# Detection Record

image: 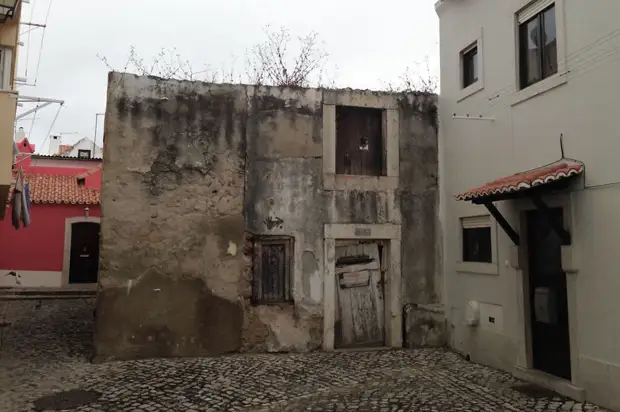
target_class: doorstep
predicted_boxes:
[513,365,585,402]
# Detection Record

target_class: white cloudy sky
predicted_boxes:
[15,0,439,154]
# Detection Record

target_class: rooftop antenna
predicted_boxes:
[560,133,565,158]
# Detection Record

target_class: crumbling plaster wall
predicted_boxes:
[96,72,441,360]
[95,73,248,360]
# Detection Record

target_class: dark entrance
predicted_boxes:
[526,207,571,380]
[69,222,100,284]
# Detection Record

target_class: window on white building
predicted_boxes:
[518,2,557,89]
[78,149,92,159]
[461,43,479,89]
[0,47,13,90]
[461,215,492,263]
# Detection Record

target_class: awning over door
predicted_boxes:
[456,160,584,203]
[454,159,584,246]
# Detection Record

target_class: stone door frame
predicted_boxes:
[323,223,402,350]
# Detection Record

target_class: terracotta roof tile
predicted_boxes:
[8,173,100,205]
[456,160,584,201]
[76,164,103,180]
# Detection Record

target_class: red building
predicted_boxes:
[0,138,102,288]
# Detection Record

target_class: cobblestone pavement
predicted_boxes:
[0,299,609,412]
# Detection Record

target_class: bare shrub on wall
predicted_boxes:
[245,25,330,87]
[384,56,439,94]
[98,25,331,88]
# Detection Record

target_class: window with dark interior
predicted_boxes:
[462,216,492,263]
[461,44,479,88]
[251,236,294,305]
[519,4,557,89]
[77,149,91,159]
[335,106,384,176]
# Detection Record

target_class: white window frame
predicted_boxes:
[511,0,567,106]
[457,27,485,102]
[0,47,13,90]
[457,214,499,275]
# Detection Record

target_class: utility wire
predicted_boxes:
[33,0,53,86]
[24,0,36,79]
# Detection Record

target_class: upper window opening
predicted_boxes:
[78,149,92,159]
[519,4,557,89]
[462,215,492,263]
[336,106,384,176]
[461,44,479,88]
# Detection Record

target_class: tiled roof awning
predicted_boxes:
[456,160,584,203]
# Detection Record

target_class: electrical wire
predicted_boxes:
[24,0,36,79]
[27,102,40,138]
[14,103,64,165]
[33,0,53,86]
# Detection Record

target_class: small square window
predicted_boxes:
[519,4,557,89]
[461,44,479,88]
[461,216,492,263]
[77,149,91,159]
[251,236,294,305]
[335,106,384,176]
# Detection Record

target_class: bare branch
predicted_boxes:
[387,56,439,94]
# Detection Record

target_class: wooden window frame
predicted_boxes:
[518,3,557,90]
[335,105,386,177]
[251,235,294,305]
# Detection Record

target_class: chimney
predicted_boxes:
[49,135,62,155]
[15,127,25,142]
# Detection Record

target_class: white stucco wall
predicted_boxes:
[66,138,103,158]
[437,0,620,409]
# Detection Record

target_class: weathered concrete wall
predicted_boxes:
[97,73,441,359]
[397,94,445,348]
[95,74,247,360]
[243,86,325,352]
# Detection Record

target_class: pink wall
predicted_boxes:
[0,204,101,271]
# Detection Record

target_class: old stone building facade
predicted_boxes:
[94,73,440,360]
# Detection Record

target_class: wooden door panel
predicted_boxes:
[335,242,384,348]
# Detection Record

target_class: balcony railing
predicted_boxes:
[0,0,19,24]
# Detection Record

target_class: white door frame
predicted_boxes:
[323,223,402,350]
[62,216,101,287]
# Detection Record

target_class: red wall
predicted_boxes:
[0,204,101,271]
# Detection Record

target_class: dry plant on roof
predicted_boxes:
[98,26,332,88]
[245,25,330,88]
[385,56,439,94]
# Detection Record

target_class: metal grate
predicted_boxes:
[252,236,293,305]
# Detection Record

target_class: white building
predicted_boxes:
[49,136,102,159]
[436,0,620,409]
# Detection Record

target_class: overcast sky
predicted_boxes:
[15,0,439,154]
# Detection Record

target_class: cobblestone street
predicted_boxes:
[0,299,608,411]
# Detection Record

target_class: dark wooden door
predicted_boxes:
[527,208,571,380]
[69,222,100,284]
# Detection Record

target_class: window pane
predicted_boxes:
[462,47,478,88]
[520,17,542,88]
[462,227,492,263]
[542,6,558,77]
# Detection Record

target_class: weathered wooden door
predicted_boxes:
[334,242,385,348]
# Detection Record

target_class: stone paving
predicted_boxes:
[0,298,609,412]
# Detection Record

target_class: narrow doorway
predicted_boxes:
[526,207,571,380]
[334,240,385,348]
[69,222,100,284]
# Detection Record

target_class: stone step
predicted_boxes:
[0,287,97,300]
